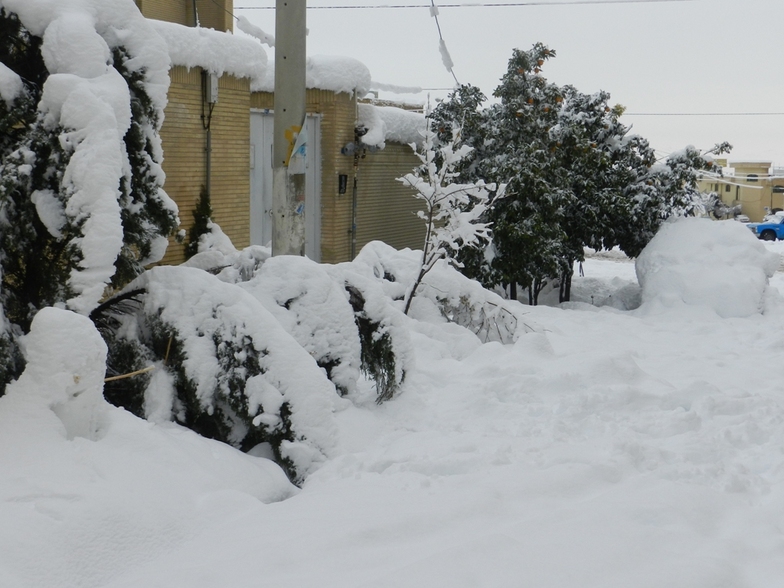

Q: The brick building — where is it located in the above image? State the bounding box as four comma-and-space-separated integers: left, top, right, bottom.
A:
134, 0, 425, 264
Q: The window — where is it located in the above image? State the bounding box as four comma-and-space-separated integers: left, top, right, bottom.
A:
725, 184, 731, 192
747, 174, 759, 182
773, 186, 784, 194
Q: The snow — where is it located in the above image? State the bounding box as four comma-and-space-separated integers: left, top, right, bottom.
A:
235, 15, 274, 47
149, 19, 268, 87
636, 217, 780, 318
3, 227, 784, 586
0, 61, 23, 106
254, 54, 371, 96
357, 103, 426, 148
240, 255, 362, 397
0, 311, 294, 588
130, 265, 340, 475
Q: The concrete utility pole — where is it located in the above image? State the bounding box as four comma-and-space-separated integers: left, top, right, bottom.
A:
272, 0, 307, 256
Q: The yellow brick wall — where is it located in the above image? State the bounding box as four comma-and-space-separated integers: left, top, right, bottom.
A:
135, 0, 233, 31
159, 66, 250, 265
135, 0, 188, 24
355, 143, 426, 254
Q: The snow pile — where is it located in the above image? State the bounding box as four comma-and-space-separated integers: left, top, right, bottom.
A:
254, 54, 371, 96
357, 103, 426, 148
149, 19, 267, 86
636, 218, 781, 317
241, 256, 362, 397
352, 241, 534, 344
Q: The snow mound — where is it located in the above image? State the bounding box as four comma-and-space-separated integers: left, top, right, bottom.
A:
352, 241, 536, 344
636, 218, 781, 318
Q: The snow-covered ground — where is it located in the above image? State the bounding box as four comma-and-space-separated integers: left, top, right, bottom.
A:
3, 224, 784, 588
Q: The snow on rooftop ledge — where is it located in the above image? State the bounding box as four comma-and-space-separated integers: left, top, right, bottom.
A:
149, 19, 267, 86
357, 103, 425, 148
253, 55, 371, 96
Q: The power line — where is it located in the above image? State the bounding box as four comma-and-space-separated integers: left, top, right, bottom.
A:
626, 112, 784, 116
236, 0, 697, 9
429, 1, 460, 86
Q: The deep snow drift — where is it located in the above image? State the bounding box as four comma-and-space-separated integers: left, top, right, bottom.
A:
2, 219, 784, 588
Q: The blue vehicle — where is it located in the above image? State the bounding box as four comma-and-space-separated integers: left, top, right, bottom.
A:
747, 213, 784, 241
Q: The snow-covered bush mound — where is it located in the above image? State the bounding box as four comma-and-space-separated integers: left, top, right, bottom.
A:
326, 258, 415, 404
241, 256, 362, 397
353, 241, 534, 344
99, 266, 339, 482
636, 218, 781, 318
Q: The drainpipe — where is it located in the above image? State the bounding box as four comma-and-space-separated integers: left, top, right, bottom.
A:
350, 90, 359, 259
192, 0, 200, 27
202, 72, 217, 198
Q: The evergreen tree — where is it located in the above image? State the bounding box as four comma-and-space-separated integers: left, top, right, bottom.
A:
432, 44, 730, 304
0, 8, 178, 393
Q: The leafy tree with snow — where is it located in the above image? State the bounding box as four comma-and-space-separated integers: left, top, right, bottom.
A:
0, 7, 178, 391
398, 121, 500, 315
432, 44, 730, 304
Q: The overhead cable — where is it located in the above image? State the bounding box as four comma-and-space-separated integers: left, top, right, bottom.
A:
237, 0, 697, 9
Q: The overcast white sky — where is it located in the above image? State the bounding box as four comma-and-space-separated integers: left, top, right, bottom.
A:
234, 0, 784, 168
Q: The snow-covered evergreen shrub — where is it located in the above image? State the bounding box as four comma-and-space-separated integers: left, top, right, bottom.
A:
327, 260, 414, 404
182, 219, 270, 283
241, 256, 362, 397
97, 267, 338, 483
185, 187, 212, 259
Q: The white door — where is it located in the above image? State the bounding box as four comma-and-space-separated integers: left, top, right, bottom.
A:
250, 111, 321, 260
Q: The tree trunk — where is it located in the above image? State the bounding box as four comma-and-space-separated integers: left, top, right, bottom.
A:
559, 268, 573, 303
509, 282, 517, 301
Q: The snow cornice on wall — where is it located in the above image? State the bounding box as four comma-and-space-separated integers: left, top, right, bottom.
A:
148, 19, 267, 86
